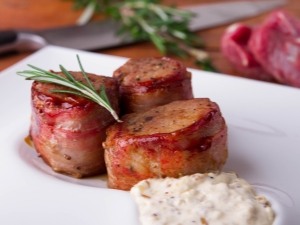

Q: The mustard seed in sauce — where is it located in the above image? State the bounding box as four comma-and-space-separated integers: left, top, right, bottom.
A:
130, 172, 275, 225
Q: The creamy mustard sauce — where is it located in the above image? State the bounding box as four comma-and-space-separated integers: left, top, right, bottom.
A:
130, 172, 275, 225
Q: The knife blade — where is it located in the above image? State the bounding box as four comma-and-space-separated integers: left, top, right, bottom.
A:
184, 0, 286, 31
0, 0, 285, 54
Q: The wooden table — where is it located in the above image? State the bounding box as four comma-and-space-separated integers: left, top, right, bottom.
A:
0, 0, 299, 81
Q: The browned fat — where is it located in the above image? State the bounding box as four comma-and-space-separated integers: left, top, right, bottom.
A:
124, 98, 218, 135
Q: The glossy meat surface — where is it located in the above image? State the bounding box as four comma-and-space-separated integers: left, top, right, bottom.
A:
30, 71, 119, 178
113, 57, 194, 114
104, 98, 228, 190
221, 23, 273, 81
249, 10, 300, 87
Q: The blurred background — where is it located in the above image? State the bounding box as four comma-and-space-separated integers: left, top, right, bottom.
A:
0, 0, 298, 81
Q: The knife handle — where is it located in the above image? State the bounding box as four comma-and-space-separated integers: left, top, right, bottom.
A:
0, 30, 47, 55
0, 30, 19, 55
0, 30, 17, 45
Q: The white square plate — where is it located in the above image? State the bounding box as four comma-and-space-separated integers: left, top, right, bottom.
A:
0, 46, 299, 225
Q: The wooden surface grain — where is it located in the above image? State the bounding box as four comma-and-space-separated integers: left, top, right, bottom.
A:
0, 0, 298, 83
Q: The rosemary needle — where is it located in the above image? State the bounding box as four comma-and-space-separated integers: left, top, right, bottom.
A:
17, 55, 121, 122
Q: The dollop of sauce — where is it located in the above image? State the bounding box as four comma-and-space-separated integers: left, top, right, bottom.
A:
130, 172, 275, 225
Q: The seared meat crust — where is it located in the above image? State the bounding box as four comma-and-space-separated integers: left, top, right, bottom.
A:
113, 57, 194, 114
30, 71, 119, 178
104, 98, 228, 190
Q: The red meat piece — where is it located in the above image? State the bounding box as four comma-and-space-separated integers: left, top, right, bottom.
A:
249, 10, 300, 88
221, 23, 273, 81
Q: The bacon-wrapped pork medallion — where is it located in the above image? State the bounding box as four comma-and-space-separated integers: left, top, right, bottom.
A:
30, 72, 119, 178
113, 57, 194, 115
104, 98, 228, 190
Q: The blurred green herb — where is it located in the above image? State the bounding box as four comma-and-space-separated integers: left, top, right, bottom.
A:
71, 0, 217, 71
195, 59, 219, 73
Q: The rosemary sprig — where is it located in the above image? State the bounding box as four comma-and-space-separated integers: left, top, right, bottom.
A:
70, 0, 217, 71
17, 55, 121, 122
